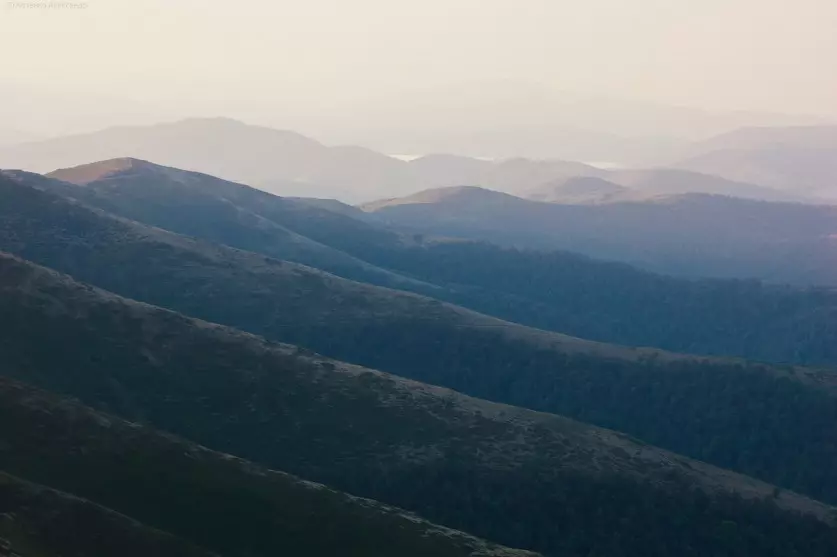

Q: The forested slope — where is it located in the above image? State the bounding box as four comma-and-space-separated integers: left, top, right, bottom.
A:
2, 174, 837, 510
0, 376, 534, 557
0, 253, 835, 557
24, 161, 837, 367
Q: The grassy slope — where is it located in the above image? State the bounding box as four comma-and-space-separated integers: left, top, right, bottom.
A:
0, 252, 836, 557
18, 162, 438, 294
0, 472, 217, 557
31, 161, 837, 368
0, 376, 534, 557
2, 174, 837, 507
362, 186, 837, 286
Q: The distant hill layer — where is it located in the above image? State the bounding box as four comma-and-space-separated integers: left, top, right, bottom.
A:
672, 126, 837, 199
6, 160, 832, 374
364, 185, 837, 285
3, 117, 815, 203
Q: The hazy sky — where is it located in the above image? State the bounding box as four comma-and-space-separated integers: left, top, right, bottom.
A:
2, 0, 837, 131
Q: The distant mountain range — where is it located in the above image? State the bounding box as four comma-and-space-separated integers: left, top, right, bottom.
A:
0, 117, 398, 202
671, 125, 837, 199
300, 81, 832, 163
0, 128, 39, 147
0, 118, 606, 202
3, 117, 834, 203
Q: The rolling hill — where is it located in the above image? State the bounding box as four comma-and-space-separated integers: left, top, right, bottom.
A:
23, 159, 837, 370
1, 252, 836, 557
363, 186, 837, 285
672, 126, 837, 199
0, 117, 605, 201
524, 169, 804, 203
525, 176, 631, 203
4, 117, 807, 204
2, 172, 837, 512
0, 118, 411, 202
608, 168, 806, 202
0, 375, 533, 557
0, 472, 216, 557
19, 159, 437, 295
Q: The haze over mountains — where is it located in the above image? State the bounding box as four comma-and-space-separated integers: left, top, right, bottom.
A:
4, 76, 831, 160
2, 151, 837, 554
2, 117, 835, 203
5, 1, 837, 554
4, 158, 834, 365
673, 126, 837, 199
305, 81, 832, 164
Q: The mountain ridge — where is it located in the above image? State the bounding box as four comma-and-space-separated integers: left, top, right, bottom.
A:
1, 251, 836, 557
363, 184, 837, 285
3, 117, 815, 203
3, 174, 837, 513
19, 159, 837, 370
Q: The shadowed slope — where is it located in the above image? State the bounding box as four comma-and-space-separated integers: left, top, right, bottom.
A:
0, 472, 217, 557
1, 253, 836, 557
0, 376, 535, 557
2, 175, 837, 512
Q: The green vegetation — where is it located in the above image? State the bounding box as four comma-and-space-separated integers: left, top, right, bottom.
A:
33, 161, 837, 367
0, 472, 215, 557
0, 253, 836, 557
0, 378, 531, 557
2, 174, 837, 509
338, 240, 837, 367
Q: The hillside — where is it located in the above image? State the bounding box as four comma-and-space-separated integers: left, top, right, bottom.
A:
674, 148, 837, 199
24, 160, 837, 369
0, 118, 412, 202
3, 175, 837, 512
406, 154, 606, 194
525, 176, 631, 203
525, 169, 803, 204
0, 472, 216, 557
287, 196, 369, 218
23, 160, 437, 294
338, 239, 837, 366
672, 126, 837, 199
363, 186, 837, 285
608, 168, 806, 202
1, 253, 836, 557
0, 376, 533, 557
